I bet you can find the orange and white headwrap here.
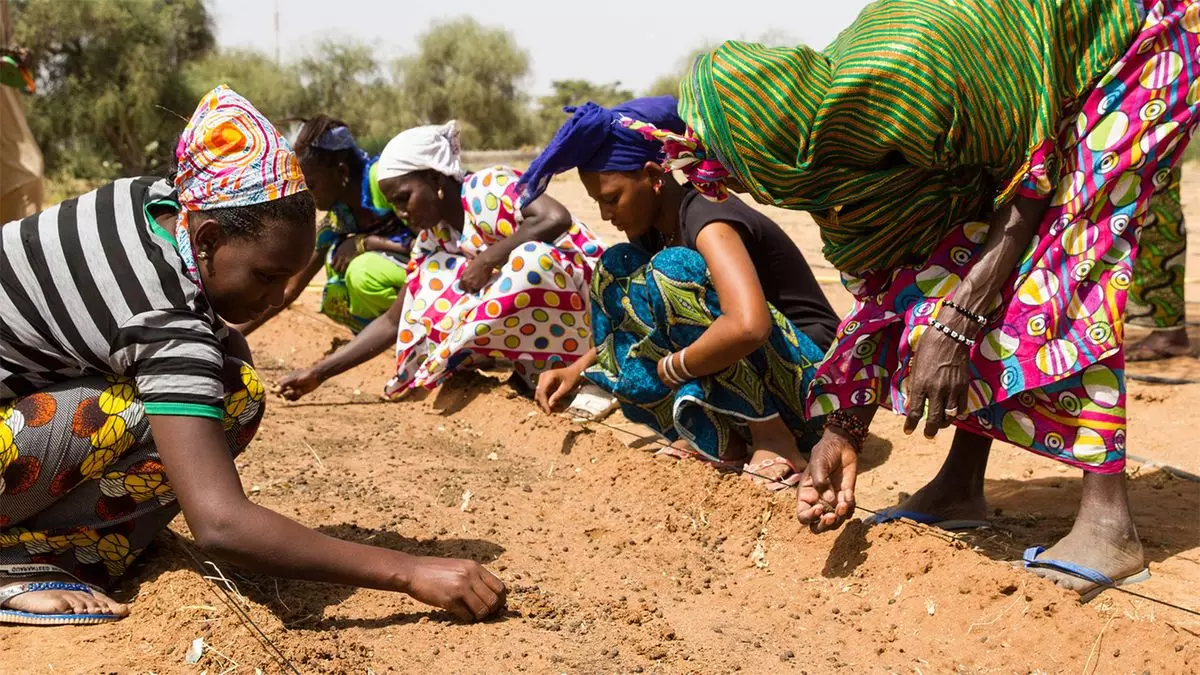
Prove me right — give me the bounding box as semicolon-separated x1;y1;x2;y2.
174;84;306;211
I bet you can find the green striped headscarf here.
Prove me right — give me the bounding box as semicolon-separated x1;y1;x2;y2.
679;0;1142;274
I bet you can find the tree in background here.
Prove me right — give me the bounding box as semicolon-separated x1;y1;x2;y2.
644;45;711;99
398;17;532;150
12;0;214;175
532;79;633;146
644;32;794;99
296;41;416;154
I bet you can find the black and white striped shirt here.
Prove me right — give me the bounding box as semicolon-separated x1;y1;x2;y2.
1;177;228;420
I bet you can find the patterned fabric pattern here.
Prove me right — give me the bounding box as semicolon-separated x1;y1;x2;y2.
807;1;1200;474
0;359;264;588
585;244;825;462
384;166;605;395
174;85;306;211
619;117;732;202
1129;166;1187;329
677;0;1143;273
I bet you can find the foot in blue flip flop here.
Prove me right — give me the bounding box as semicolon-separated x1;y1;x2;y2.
864;507;990;531
1023;546;1150;602
0;573;128;625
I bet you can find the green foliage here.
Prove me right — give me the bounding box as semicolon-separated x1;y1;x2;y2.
9;3;724;178
643;44;714;98
532;79;633;145
397;17;533;150
13;0;214;175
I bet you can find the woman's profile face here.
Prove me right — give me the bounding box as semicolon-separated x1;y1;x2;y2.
378;172;447;231
579;168;660;240
299;158;343;212
192;212;316;324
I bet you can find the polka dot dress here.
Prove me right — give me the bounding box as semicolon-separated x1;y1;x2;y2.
385;166;605;395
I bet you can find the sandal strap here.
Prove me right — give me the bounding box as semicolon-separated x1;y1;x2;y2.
0;581;93;607
746;456;796;473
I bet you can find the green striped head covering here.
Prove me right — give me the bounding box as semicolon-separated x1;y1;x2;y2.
678;0;1143;274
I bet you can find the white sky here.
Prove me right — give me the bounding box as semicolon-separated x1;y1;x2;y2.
210;0;874;96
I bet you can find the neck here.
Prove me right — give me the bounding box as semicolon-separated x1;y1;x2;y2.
441;178;465;226
651;177;684;241
341;168;381;228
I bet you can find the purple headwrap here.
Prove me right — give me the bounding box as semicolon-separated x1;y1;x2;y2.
516;96;686;206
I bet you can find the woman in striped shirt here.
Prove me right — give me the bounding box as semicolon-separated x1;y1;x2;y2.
0;86;504;625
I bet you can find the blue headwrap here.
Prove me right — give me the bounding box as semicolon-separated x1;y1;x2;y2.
517;96;686;206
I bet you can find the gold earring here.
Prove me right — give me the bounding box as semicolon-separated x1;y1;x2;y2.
437;187;444;200
197;250;209;260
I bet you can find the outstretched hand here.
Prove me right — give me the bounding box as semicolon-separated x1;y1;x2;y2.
405;557;507;622
535;365;582;413
277;368;322;401
796;428;859;533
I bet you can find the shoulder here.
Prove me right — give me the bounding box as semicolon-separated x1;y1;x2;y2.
462;165;522;198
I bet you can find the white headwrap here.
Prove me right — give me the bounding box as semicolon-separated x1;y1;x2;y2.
376;120;466;182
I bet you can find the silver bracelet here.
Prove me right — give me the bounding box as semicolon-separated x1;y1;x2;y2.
677;348;696;380
661;355;682;386
929;318;976;347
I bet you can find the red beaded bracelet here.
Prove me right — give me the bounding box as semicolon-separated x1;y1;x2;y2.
824;409;868;451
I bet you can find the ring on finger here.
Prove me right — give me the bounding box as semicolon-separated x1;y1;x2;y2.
944;406;959;418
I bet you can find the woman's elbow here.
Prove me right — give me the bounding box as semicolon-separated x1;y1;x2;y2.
187;505;249;558
736;314;773;348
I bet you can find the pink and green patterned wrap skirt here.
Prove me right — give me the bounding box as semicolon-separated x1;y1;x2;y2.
808;0;1199;474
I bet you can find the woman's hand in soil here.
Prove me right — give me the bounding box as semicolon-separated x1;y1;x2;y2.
278;368;322;400
404;557;507;622
460;248;505;293
904;326;971;439
796;428;859;532
331;237;361;276
535;364;582;413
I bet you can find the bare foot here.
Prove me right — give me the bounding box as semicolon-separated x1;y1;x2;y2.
881;429;991;523
0;574;129;618
889;475;989;523
743;417;807;490
1126;328;1193;362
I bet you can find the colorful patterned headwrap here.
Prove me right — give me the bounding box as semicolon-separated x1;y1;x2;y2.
174;84;307;212
619;117;732;202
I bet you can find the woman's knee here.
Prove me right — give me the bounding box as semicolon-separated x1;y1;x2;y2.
647;247;709;284
221;358;266;446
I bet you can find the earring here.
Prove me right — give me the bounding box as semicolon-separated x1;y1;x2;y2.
437;187;445;200
197;249;210;260
653;180;663;194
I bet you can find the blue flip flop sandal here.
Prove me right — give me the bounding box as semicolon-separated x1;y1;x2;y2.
1022;546;1151;603
864;507;991;531
0;581;123;626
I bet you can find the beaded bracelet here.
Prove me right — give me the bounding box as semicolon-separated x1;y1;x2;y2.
824;409;868;451
942;300;988;326
929;318;977;347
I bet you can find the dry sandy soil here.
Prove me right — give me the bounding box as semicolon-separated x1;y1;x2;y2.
3;173;1199;674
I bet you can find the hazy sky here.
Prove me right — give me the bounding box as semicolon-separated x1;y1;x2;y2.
211;0;873;96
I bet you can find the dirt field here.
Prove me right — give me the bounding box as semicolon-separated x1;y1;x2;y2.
3;174;1198;674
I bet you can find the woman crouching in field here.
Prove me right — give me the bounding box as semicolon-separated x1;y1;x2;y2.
0;87;504;625
278;121;605;401
527;97;840;489
234;115;414;337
